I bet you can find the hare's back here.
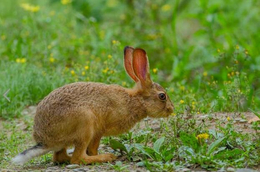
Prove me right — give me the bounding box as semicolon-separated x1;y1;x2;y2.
36;82;108;116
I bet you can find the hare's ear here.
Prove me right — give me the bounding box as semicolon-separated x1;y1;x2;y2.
124;46;139;82
132;48;152;87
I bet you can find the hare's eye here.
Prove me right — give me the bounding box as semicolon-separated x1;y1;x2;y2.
158;93;166;101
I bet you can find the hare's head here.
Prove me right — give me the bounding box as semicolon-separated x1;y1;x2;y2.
124;46;174;118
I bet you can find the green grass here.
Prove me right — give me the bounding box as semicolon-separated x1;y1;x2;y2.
0;0;260;171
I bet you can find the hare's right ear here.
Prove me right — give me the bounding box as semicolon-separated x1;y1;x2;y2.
124;46;139;82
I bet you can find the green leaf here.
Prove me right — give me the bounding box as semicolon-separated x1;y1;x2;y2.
180;132;199;152
207;137;226;156
153;137;165;153
134;144;154;159
109;139;127;153
214;148;243;160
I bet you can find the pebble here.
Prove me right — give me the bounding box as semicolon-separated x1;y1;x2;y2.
226;167;235;172
66;164;80;169
236;168;258;172
152;126;161;131
73;168;87;172
176;168;191;172
46;167;59;171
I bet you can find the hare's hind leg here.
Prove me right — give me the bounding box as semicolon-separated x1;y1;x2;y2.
87;135;101;156
53;148;71;164
71;142;116;164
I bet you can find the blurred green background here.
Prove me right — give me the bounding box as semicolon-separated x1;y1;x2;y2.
1;0;260;119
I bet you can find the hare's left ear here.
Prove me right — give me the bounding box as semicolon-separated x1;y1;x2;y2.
132;48;152;88
124;46;139;82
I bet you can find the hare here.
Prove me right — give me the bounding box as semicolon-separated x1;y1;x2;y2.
12;46;174;165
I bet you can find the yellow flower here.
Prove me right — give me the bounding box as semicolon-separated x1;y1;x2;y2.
112;40;118;44
61;0;72;5
236;45;239;50
180;86;185;91
171;113;176;116
102;67;109;74
244;50;249;55
106;0;118;7
161;4;171;12
217;49;221;53
16;58;21;63
147;34;157;40
1;35;6;40
49;57;55;63
71;70;75;75
122;82;127;86
152;68;158;74
196;133;209;140
180;100;184;104
82;71;85;76
21;3;40;13
108;55;112;59
203;71;208;77
227;73;231;77
84;66;89;70
30;6;40;12
227;116;231;121
20;58;26;63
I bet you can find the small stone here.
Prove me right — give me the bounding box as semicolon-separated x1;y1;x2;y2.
235;118;242;121
47;167;58;171
236;168;258;172
226;167;235;172
66;164;80;169
199;115;209;119
73;168;87;172
177;168;191;172
152;126;161;131
217;167;225;172
239;119;247;123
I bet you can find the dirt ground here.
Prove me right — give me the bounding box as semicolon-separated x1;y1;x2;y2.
0;106;259;172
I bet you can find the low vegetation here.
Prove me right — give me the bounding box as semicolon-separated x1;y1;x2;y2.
0;0;259;171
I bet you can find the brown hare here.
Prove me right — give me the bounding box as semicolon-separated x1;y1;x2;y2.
12;46;174;165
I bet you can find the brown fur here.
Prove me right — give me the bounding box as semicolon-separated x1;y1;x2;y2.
30;47;174;164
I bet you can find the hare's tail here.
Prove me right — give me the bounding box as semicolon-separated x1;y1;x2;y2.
12;143;49;165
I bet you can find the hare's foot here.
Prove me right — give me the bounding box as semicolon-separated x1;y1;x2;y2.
53;148;71;164
71;153;117;165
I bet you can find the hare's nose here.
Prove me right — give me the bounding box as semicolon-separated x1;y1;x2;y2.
167;106;174;113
